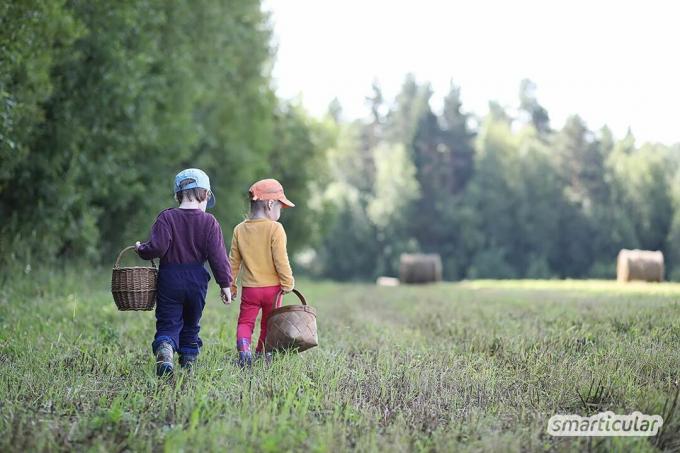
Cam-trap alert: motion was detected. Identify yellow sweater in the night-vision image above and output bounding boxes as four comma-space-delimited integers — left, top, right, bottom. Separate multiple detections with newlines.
229, 218, 295, 293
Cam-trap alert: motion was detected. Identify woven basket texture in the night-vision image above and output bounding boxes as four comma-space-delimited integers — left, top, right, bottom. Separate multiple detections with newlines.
111, 246, 158, 311
265, 289, 317, 352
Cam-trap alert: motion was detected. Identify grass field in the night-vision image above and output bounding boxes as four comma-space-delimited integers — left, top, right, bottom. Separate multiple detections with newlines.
1, 270, 680, 452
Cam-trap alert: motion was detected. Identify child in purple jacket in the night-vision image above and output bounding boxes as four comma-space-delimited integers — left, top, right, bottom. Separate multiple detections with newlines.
136, 168, 232, 376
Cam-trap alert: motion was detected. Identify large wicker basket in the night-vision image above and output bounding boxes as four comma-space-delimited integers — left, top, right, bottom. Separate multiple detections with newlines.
111, 245, 158, 311
265, 289, 318, 353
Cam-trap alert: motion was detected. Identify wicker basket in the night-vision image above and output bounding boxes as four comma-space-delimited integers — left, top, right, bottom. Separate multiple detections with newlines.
111, 245, 158, 311
265, 289, 318, 353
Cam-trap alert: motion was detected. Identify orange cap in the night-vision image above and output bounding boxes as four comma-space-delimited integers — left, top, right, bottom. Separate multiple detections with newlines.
249, 179, 295, 208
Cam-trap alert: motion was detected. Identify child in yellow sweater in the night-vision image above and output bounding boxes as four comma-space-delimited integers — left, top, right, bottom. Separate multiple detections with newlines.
230, 179, 295, 367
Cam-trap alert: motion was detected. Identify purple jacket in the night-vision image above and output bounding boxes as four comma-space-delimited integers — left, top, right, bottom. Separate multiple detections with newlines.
137, 208, 232, 287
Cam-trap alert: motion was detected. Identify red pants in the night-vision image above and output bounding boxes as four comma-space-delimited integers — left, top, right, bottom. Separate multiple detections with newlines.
237, 286, 282, 353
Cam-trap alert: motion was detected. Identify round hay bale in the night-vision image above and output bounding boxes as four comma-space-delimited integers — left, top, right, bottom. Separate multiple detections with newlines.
616, 249, 664, 282
399, 254, 442, 284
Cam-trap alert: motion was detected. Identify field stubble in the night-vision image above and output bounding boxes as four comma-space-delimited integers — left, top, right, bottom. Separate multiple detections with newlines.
1, 271, 679, 451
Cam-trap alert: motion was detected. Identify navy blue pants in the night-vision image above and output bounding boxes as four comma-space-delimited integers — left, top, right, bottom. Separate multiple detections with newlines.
152, 263, 210, 357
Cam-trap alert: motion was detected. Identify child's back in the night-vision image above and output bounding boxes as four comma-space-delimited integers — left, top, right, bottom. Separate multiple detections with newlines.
229, 178, 295, 366
230, 218, 294, 291
140, 208, 231, 284
136, 168, 232, 376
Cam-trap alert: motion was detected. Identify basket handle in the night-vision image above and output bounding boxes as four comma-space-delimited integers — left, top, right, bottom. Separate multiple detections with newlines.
273, 288, 307, 309
114, 245, 157, 269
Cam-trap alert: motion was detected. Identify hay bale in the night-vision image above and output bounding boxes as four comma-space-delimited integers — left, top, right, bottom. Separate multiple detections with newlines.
616, 249, 664, 282
376, 276, 400, 287
399, 254, 442, 284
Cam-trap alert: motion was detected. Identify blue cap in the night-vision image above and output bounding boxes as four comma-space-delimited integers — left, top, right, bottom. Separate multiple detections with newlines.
174, 168, 215, 208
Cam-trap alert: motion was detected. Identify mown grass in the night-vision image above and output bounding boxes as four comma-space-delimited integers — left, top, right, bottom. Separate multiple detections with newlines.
1, 269, 680, 452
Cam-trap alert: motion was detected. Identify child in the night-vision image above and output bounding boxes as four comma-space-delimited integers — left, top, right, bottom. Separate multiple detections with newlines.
230, 178, 295, 367
136, 168, 232, 376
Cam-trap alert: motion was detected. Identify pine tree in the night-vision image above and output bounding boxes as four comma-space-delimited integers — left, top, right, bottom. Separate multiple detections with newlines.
440, 82, 476, 193
519, 79, 550, 136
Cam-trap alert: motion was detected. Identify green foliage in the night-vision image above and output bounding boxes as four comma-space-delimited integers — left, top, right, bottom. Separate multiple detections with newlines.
3, 3, 680, 282
519, 79, 550, 135
0, 0, 81, 189
0, 0, 82, 263
314, 75, 680, 280
315, 199, 381, 281
607, 143, 675, 251
312, 121, 381, 280
367, 143, 419, 230
267, 102, 326, 252
1, 0, 321, 269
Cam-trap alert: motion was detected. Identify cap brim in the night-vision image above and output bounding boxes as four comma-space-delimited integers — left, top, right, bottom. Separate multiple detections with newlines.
280, 196, 295, 208
207, 192, 216, 209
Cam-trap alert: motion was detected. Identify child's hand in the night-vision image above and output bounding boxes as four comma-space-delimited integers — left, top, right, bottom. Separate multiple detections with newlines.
220, 287, 232, 305
135, 241, 141, 250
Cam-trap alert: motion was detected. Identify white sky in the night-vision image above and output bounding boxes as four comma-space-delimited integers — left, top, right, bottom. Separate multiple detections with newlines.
265, 0, 680, 145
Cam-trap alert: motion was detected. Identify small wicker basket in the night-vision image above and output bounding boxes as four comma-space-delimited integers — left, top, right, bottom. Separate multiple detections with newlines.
265, 289, 318, 353
111, 245, 158, 311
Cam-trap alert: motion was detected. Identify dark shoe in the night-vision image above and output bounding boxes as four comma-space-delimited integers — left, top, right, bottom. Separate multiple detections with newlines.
179, 354, 197, 370
155, 342, 174, 377
237, 351, 253, 369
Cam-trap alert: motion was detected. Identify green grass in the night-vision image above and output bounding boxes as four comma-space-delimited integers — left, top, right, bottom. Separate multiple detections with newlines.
1, 270, 680, 452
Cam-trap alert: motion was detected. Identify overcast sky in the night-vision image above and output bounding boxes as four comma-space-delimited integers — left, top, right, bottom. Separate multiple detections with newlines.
265, 0, 680, 145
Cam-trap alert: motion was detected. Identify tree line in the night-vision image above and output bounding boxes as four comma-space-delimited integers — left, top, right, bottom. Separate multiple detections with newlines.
310, 78, 680, 281
1, 0, 320, 269
2, 1, 679, 281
